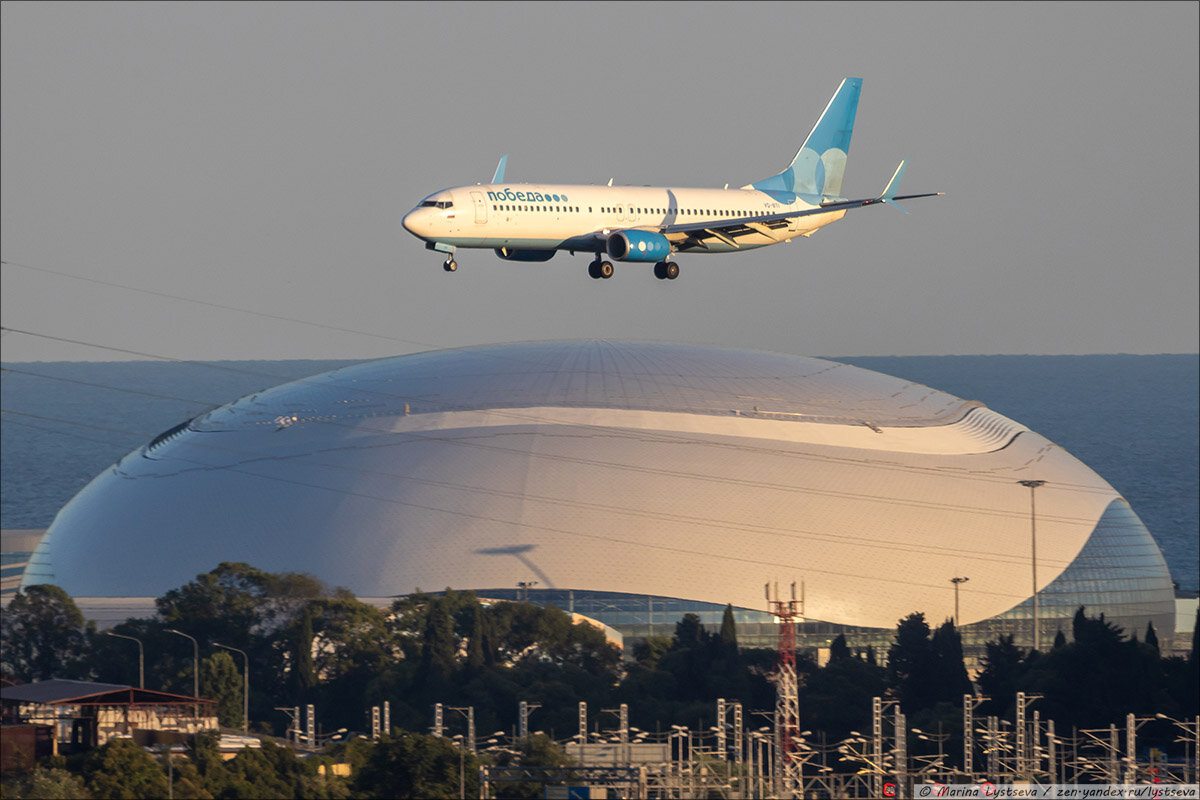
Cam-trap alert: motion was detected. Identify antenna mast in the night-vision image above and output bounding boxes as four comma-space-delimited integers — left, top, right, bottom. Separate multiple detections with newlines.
766, 580, 805, 796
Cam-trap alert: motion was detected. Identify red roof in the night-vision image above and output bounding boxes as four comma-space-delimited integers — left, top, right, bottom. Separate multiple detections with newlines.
1, 679, 214, 706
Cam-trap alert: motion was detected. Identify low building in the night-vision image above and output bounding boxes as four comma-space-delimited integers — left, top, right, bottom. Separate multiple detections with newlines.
1, 679, 216, 752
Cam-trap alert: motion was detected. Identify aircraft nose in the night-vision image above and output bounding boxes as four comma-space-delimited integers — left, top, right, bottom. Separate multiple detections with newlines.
402, 208, 428, 238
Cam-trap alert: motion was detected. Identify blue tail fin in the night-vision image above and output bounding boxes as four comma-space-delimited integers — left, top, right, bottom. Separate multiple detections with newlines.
749, 77, 862, 197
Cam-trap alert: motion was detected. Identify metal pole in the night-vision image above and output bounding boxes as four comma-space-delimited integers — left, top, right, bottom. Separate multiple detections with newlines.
166, 629, 199, 716
963, 694, 975, 780
873, 697, 883, 799
717, 698, 727, 761
950, 577, 969, 626
579, 702, 588, 766
213, 642, 249, 734
1125, 713, 1136, 784
1108, 724, 1119, 784
1048, 719, 1057, 784
104, 631, 144, 689
1018, 480, 1046, 650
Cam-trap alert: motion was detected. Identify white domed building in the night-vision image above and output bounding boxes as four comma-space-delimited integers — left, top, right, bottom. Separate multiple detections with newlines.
24, 341, 1175, 652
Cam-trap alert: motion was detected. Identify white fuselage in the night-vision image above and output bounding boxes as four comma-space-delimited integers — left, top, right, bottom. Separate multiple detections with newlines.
401, 183, 847, 256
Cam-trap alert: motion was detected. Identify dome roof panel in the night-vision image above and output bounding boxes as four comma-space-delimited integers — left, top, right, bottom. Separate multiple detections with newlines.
200, 341, 972, 430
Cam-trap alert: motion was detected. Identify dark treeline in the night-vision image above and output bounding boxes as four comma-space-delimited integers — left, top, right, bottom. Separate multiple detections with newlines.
3, 563, 1197, 782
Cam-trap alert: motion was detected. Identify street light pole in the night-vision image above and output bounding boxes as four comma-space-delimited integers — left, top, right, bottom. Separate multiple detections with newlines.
166, 629, 199, 716
104, 631, 144, 689
950, 577, 969, 626
1018, 480, 1046, 650
213, 642, 249, 734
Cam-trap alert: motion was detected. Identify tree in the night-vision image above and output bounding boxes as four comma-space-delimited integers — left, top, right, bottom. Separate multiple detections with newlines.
0, 767, 91, 800
0, 584, 90, 682
631, 635, 672, 669
1144, 621, 1160, 653
354, 732, 478, 799
674, 613, 706, 648
201, 651, 243, 729
886, 612, 938, 712
156, 562, 273, 647
288, 604, 317, 702
415, 596, 458, 690
305, 591, 393, 683
82, 738, 168, 800
829, 633, 852, 662
488, 733, 572, 799
466, 604, 487, 673
803, 652, 887, 740
930, 620, 973, 703
719, 604, 739, 652
976, 635, 1025, 718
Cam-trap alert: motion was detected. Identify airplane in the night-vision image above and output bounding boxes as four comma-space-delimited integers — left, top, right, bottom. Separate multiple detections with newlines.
401, 78, 941, 281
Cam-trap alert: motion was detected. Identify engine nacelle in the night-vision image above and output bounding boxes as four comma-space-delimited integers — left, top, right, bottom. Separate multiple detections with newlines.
606, 230, 671, 262
494, 248, 556, 262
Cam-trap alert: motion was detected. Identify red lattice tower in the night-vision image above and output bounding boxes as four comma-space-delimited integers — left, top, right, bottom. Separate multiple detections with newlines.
766, 582, 803, 793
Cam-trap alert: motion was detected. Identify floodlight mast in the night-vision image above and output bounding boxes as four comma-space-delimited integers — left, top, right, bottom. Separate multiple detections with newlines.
1018, 479, 1047, 650
104, 630, 144, 689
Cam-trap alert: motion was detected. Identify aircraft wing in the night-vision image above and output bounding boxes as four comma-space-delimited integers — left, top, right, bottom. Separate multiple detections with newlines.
657, 162, 941, 250
662, 193, 941, 231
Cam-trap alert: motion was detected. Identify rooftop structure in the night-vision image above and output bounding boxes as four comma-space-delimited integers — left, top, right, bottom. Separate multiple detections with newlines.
22, 341, 1175, 651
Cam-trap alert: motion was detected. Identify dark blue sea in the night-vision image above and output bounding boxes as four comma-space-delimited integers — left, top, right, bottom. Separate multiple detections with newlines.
2, 354, 1196, 592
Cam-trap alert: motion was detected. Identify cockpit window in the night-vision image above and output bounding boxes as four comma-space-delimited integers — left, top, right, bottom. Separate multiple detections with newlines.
420, 200, 454, 209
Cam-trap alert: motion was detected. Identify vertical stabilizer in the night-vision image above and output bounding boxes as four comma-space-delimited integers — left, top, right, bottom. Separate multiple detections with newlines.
750, 78, 862, 197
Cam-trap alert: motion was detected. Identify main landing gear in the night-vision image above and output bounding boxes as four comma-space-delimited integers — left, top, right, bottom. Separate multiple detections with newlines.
588, 258, 614, 279
653, 261, 680, 280
442, 257, 457, 272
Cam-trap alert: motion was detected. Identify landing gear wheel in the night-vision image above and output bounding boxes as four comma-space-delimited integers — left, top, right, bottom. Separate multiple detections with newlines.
443, 258, 457, 272
588, 260, 602, 279
598, 261, 614, 279
653, 262, 667, 280
665, 261, 679, 280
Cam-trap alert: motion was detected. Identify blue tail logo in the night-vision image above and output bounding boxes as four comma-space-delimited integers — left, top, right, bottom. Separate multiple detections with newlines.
751, 77, 862, 198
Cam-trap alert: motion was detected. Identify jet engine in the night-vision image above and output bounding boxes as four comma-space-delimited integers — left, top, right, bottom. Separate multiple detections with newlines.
606, 230, 671, 262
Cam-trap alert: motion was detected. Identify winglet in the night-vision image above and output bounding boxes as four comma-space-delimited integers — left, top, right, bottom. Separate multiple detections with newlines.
492, 155, 508, 184
880, 160, 910, 214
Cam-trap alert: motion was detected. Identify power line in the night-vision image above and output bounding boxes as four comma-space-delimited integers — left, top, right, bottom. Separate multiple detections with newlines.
1, 365, 225, 407
1, 258, 441, 352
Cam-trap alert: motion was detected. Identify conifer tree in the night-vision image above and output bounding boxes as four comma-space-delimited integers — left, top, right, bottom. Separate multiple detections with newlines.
931, 619, 973, 702
829, 633, 852, 662
887, 612, 938, 711
719, 604, 739, 652
1144, 621, 1159, 653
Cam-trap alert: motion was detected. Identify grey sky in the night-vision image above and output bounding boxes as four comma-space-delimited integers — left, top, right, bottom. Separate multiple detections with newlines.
2, 1, 1197, 362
